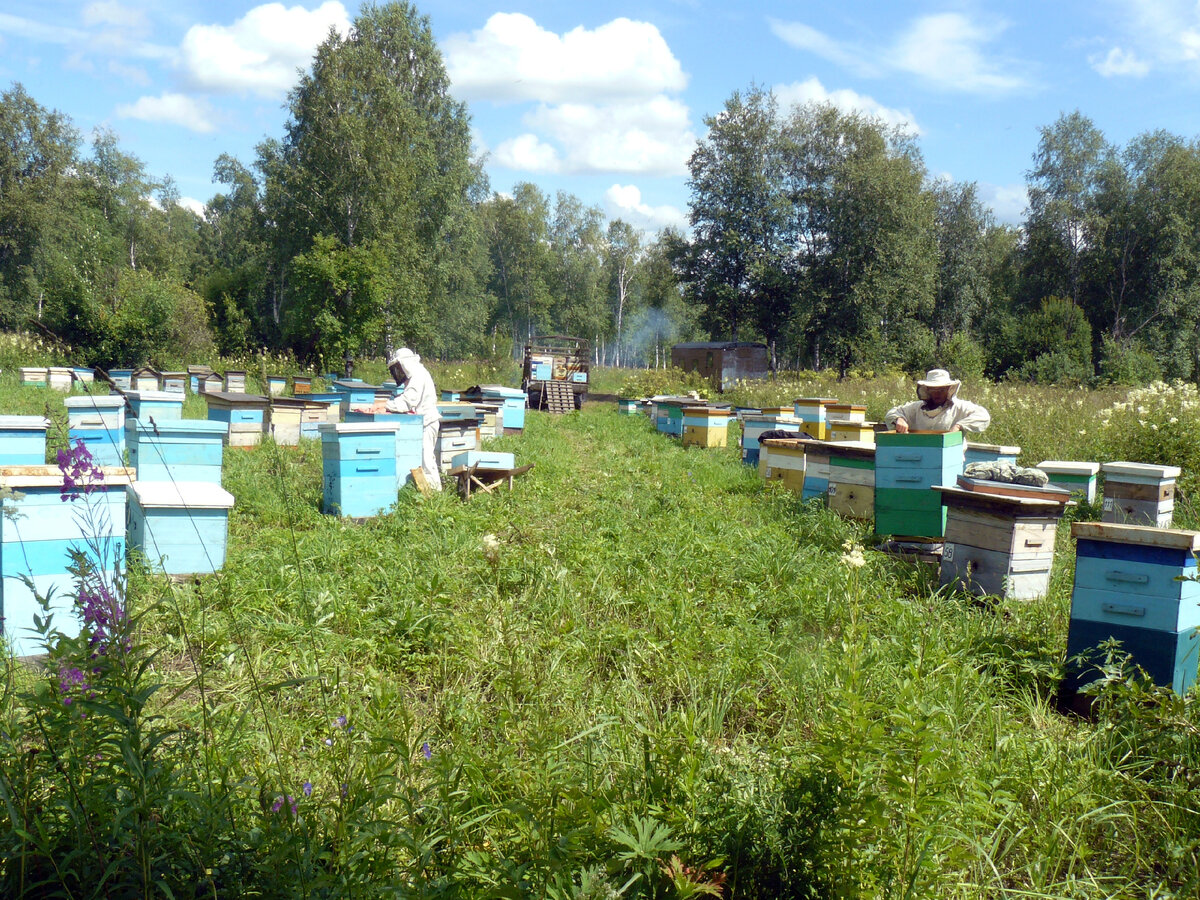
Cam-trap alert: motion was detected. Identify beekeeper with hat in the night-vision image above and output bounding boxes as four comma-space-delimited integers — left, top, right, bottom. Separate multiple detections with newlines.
386, 348, 442, 490
884, 368, 990, 434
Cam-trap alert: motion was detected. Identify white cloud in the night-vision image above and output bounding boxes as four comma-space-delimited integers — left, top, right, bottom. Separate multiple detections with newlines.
116, 92, 217, 133
1090, 46, 1150, 77
604, 184, 687, 232
0, 12, 84, 44
494, 134, 562, 172
180, 1, 351, 98
445, 13, 687, 103
774, 77, 921, 133
178, 196, 207, 217
979, 182, 1027, 225
82, 1, 149, 35
771, 12, 1028, 94
108, 59, 151, 86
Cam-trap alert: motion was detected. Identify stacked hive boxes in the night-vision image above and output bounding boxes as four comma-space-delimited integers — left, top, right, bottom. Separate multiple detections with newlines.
126, 419, 227, 483
936, 485, 1068, 600
203, 392, 269, 448
437, 419, 479, 471
741, 413, 803, 466
1100, 462, 1179, 528
1064, 522, 1200, 695
268, 397, 332, 445
826, 442, 876, 519
318, 422, 400, 517
655, 398, 687, 437
344, 410, 423, 487
875, 431, 965, 538
799, 439, 832, 502
0, 416, 50, 464
0, 465, 134, 656
618, 398, 641, 415
332, 380, 376, 412
124, 390, 184, 422
759, 438, 806, 493
682, 406, 732, 448
792, 398, 838, 441
1038, 461, 1100, 503
65, 395, 127, 467
19, 367, 47, 387
482, 386, 527, 433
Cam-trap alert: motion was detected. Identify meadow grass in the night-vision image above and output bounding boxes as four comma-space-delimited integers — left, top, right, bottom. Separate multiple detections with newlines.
2, 369, 1200, 897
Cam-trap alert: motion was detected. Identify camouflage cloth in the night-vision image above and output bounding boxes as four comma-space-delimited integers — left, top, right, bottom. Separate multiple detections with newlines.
964, 461, 1050, 487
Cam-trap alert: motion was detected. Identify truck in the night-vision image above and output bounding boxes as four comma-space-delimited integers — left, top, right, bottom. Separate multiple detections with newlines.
521, 336, 590, 411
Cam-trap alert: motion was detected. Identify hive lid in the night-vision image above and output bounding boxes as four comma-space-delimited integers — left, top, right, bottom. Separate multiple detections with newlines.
966, 442, 1021, 455
130, 480, 234, 509
123, 390, 183, 402
201, 392, 269, 404
1100, 461, 1181, 479
793, 397, 839, 404
64, 395, 126, 410
1037, 460, 1101, 476
0, 465, 135, 487
1072, 521, 1200, 550
127, 418, 229, 435
0, 415, 51, 430
317, 422, 401, 435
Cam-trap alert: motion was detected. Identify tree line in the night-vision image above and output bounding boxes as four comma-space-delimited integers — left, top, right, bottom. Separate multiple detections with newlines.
2, 0, 1198, 383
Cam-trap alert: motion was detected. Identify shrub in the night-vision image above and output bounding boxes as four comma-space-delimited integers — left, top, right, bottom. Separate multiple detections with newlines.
619, 365, 715, 399
938, 332, 987, 381
1098, 336, 1162, 386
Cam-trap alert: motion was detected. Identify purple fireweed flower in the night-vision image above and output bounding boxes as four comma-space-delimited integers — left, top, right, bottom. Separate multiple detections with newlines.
77, 583, 127, 656
57, 664, 89, 706
422, 741, 432, 760
57, 440, 104, 502
335, 715, 347, 728
302, 780, 313, 797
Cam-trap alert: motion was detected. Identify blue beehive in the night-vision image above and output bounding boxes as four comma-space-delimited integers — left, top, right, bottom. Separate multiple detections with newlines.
740, 414, 803, 465
126, 418, 227, 484
437, 402, 478, 423
965, 442, 1021, 467
343, 411, 423, 486
450, 450, 515, 470
441, 389, 462, 402
478, 385, 526, 432
65, 396, 127, 467
332, 380, 378, 411
124, 390, 184, 422
203, 392, 269, 448
127, 481, 235, 576
1065, 522, 1200, 695
107, 368, 134, 390
318, 422, 400, 517
1, 466, 132, 657
0, 416, 50, 465
875, 431, 966, 538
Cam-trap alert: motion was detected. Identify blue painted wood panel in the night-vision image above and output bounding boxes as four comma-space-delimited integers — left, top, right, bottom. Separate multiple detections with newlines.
128, 494, 231, 575
1064, 618, 1199, 695
1069, 584, 1200, 633
1076, 538, 1196, 569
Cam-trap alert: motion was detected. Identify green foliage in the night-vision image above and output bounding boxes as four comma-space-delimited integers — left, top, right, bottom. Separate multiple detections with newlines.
938, 332, 987, 381
618, 366, 715, 399
1099, 380, 1200, 498
1098, 335, 1162, 385
998, 296, 1093, 384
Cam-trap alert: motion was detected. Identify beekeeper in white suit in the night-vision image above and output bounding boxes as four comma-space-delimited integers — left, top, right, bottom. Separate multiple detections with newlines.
386, 348, 442, 490
885, 368, 991, 434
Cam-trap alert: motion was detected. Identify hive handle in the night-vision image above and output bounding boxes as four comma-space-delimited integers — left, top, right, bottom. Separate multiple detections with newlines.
894, 454, 922, 462
355, 447, 382, 455
1104, 570, 1150, 585
1101, 602, 1146, 617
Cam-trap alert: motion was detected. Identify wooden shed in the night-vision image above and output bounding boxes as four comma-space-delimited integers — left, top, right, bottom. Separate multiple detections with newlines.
670, 342, 768, 392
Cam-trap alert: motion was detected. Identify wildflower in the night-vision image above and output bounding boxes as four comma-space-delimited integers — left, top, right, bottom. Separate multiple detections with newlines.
335, 715, 347, 728
422, 741, 432, 760
57, 439, 104, 502
840, 542, 866, 569
481, 534, 501, 563
302, 781, 313, 797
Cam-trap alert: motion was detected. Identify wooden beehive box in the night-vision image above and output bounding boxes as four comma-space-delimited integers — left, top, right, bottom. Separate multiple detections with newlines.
0, 465, 134, 657
451, 450, 515, 470
127, 481, 235, 576
618, 398, 641, 416
266, 375, 287, 396
760, 438, 806, 493
797, 438, 832, 502
1038, 461, 1100, 503
741, 414, 803, 466
682, 406, 733, 449
792, 397, 839, 441
826, 403, 867, 424
1100, 462, 1180, 528
318, 422, 400, 518
223, 370, 247, 393
291, 375, 313, 395
126, 418, 227, 485
187, 365, 214, 393
197, 372, 223, 394
478, 385, 527, 432
965, 442, 1021, 467
1064, 522, 1200, 695
19, 367, 47, 387
107, 368, 134, 390
874, 430, 965, 539
437, 419, 479, 471
72, 367, 95, 385
64, 396, 126, 468
935, 485, 1068, 600
132, 366, 162, 392
0, 416, 50, 465
269, 397, 332, 445
828, 420, 877, 444
160, 371, 187, 394
123, 390, 184, 422
827, 441, 876, 520
47, 366, 74, 391
203, 392, 269, 448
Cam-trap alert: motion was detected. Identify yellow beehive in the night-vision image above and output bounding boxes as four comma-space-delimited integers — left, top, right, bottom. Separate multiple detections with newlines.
826, 403, 867, 424
681, 406, 732, 448
828, 420, 877, 443
760, 438, 806, 493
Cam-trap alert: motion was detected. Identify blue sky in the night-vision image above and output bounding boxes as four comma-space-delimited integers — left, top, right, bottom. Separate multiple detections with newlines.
3, 1, 1200, 233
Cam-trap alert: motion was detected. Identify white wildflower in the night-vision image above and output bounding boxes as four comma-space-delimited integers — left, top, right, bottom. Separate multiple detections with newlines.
481, 533, 501, 562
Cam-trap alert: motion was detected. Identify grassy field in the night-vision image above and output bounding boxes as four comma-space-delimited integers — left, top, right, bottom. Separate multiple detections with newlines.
2, 368, 1200, 897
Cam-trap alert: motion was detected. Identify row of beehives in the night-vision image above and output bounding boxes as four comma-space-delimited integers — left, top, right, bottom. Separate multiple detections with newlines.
0, 387, 529, 656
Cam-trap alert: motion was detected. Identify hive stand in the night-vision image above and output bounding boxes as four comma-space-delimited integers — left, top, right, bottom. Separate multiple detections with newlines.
449, 462, 535, 499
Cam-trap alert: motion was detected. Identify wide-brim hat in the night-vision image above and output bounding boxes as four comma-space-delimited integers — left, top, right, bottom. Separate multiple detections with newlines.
916, 368, 960, 401
388, 348, 420, 370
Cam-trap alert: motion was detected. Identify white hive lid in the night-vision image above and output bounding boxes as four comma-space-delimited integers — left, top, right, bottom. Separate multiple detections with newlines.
130, 480, 234, 509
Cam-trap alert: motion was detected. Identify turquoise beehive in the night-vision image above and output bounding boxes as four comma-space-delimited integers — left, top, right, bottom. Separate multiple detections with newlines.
124, 390, 184, 422
343, 410, 423, 486
65, 395, 127, 467
126, 418, 227, 485
318, 422, 400, 517
0, 416, 50, 465
126, 481, 235, 576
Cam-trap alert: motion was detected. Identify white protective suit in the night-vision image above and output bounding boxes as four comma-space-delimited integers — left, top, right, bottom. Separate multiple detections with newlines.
385, 348, 442, 490
884, 397, 991, 433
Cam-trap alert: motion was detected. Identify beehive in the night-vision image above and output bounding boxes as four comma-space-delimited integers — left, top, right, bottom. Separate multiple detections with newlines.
965, 442, 1021, 467
826, 441, 876, 520
480, 386, 527, 432
72, 367, 95, 385
826, 403, 866, 424
828, 420, 877, 444
126, 481, 235, 575
451, 450, 515, 470
65, 396, 126, 467
1100, 462, 1179, 528
682, 406, 733, 449
1064, 522, 1200, 695
126, 418, 227, 485
132, 367, 162, 391
1037, 460, 1100, 503
618, 398, 641, 416
438, 402, 480, 423
798, 439, 831, 502
19, 367, 47, 387
792, 397, 838, 441
936, 485, 1067, 600
124, 390, 184, 422
48, 367, 74, 391
0, 466, 133, 657
437, 419, 479, 471
291, 375, 313, 395
875, 431, 965, 538
197, 372, 223, 394
108, 368, 134, 390
655, 398, 688, 437
760, 438, 806, 493
266, 375, 287, 396
318, 422, 400, 517
203, 392, 269, 448
343, 410, 423, 486
740, 414, 803, 465
187, 365, 214, 393
269, 397, 334, 445
440, 389, 462, 402
332, 380, 376, 409
472, 401, 504, 440
223, 370, 247, 393
308, 392, 345, 422
0, 416, 50, 465
160, 372, 187, 394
